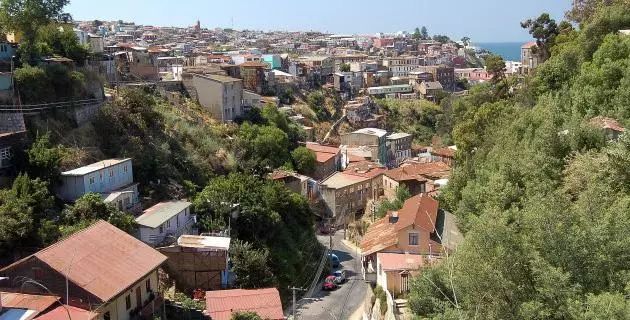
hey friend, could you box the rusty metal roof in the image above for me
[0,292,59,319]
[205,288,284,320]
[3,221,167,303]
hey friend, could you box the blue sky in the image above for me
[66,0,570,42]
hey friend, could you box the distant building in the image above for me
[382,162,451,200]
[413,66,455,91]
[240,61,267,94]
[341,128,389,165]
[193,74,244,123]
[57,158,140,212]
[306,143,342,180]
[589,116,625,141]
[521,42,539,74]
[382,56,423,77]
[366,85,413,97]
[418,81,443,101]
[430,146,456,166]
[386,133,413,167]
[270,169,312,198]
[135,201,196,247]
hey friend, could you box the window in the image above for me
[146,278,151,293]
[124,165,128,173]
[99,173,103,181]
[104,312,111,320]
[409,233,419,246]
[176,214,179,228]
[89,177,95,185]
[125,295,131,310]
[166,219,171,228]
[159,225,164,234]
[109,169,114,177]
[0,147,11,159]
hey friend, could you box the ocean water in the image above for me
[475,42,523,62]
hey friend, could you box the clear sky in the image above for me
[66,0,571,42]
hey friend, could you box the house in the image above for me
[341,128,388,165]
[589,116,625,141]
[376,253,427,296]
[57,158,140,212]
[366,85,413,97]
[0,220,167,320]
[418,81,443,101]
[262,54,282,69]
[135,200,196,246]
[382,56,423,77]
[521,42,539,74]
[382,162,451,200]
[0,42,17,61]
[205,288,283,320]
[240,61,267,94]
[413,66,455,91]
[306,143,341,180]
[158,235,230,292]
[0,292,61,320]
[319,161,386,217]
[193,74,244,123]
[386,133,413,168]
[360,194,462,283]
[430,146,456,166]
[89,35,105,54]
[0,112,27,175]
[243,90,263,110]
[270,169,312,198]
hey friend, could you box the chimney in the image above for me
[389,211,399,223]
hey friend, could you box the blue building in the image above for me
[57,158,141,212]
[263,54,282,69]
[0,42,17,61]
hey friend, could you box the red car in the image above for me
[322,276,337,291]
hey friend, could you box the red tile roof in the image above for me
[589,116,625,132]
[430,147,455,158]
[0,292,59,319]
[343,161,387,179]
[377,253,425,271]
[522,41,537,49]
[35,305,98,320]
[2,221,167,303]
[306,143,340,163]
[360,194,440,255]
[205,288,284,320]
[385,162,451,182]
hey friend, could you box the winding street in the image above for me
[296,230,369,320]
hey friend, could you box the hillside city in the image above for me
[1,0,630,320]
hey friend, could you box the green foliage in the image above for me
[0,0,71,64]
[173,292,205,310]
[36,23,90,65]
[521,13,560,62]
[291,147,316,175]
[373,285,388,315]
[420,26,429,40]
[411,3,630,318]
[26,133,67,186]
[377,98,443,144]
[93,88,231,200]
[231,311,263,320]
[193,173,323,300]
[376,186,411,218]
[229,240,277,288]
[413,27,421,40]
[14,64,88,103]
[306,91,330,121]
[339,63,351,72]
[432,35,451,43]
[64,193,136,233]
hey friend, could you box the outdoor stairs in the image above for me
[394,299,407,309]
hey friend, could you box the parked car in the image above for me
[333,270,347,284]
[322,275,337,291]
[329,253,340,268]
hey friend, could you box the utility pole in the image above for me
[289,286,306,320]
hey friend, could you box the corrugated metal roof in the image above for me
[4,221,167,303]
[0,292,58,319]
[377,253,425,271]
[177,235,230,251]
[319,172,368,189]
[136,201,191,228]
[35,305,97,320]
[205,288,283,320]
[61,158,131,176]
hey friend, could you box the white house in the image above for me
[135,201,196,246]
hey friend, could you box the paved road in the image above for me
[296,230,369,320]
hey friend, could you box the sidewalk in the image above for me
[341,238,362,254]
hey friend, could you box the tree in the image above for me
[64,193,136,233]
[339,63,351,72]
[413,27,421,40]
[433,35,451,43]
[0,0,71,64]
[231,311,263,320]
[420,26,429,40]
[27,133,66,185]
[291,147,316,175]
[461,36,471,47]
[37,23,90,65]
[229,240,277,289]
[376,186,411,218]
[521,13,559,62]
[566,0,625,24]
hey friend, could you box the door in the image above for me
[135,287,142,309]
[401,272,409,293]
